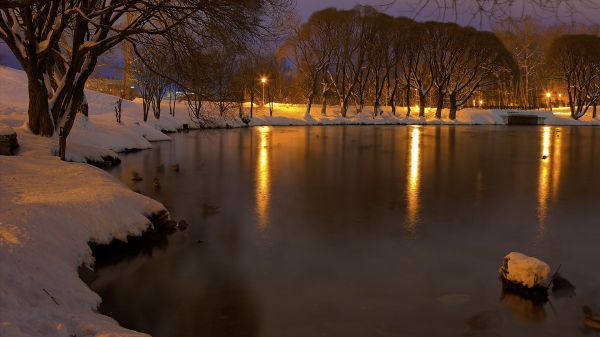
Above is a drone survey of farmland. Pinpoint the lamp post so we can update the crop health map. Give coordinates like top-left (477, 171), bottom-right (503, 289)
top-left (261, 77), bottom-right (267, 107)
top-left (546, 92), bottom-right (552, 111)
top-left (558, 93), bottom-right (562, 107)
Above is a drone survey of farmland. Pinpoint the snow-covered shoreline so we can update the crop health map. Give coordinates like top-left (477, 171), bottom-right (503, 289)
top-left (0, 155), bottom-right (166, 337)
top-left (0, 66), bottom-right (174, 337)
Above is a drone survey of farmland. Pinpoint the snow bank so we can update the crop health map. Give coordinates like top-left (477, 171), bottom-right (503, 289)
top-left (0, 155), bottom-right (166, 337)
top-left (0, 66), bottom-right (183, 164)
top-left (500, 252), bottom-right (551, 289)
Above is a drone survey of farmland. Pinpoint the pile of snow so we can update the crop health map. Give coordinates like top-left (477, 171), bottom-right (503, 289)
top-left (500, 252), bottom-right (551, 289)
top-left (0, 155), bottom-right (165, 337)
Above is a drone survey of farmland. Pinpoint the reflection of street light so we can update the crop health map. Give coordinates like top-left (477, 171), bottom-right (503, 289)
top-left (261, 77), bottom-right (267, 107)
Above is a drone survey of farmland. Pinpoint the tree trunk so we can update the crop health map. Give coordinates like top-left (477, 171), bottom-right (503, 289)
top-left (321, 96), bottom-right (327, 116)
top-left (26, 69), bottom-right (53, 136)
top-left (449, 93), bottom-right (458, 120)
top-left (306, 92), bottom-right (315, 117)
top-left (340, 99), bottom-right (347, 118)
top-left (373, 98), bottom-right (380, 117)
top-left (405, 85), bottom-right (411, 118)
top-left (419, 93), bottom-right (426, 118)
top-left (250, 90), bottom-right (255, 119)
top-left (435, 90), bottom-right (444, 119)
top-left (79, 94), bottom-right (89, 117)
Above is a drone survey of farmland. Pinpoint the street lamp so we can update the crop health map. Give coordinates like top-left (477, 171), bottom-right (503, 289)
top-left (261, 77), bottom-right (267, 107)
top-left (546, 92), bottom-right (552, 111)
top-left (558, 93), bottom-right (562, 108)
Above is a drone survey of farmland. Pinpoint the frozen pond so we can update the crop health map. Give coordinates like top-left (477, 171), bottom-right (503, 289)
top-left (90, 125), bottom-right (600, 337)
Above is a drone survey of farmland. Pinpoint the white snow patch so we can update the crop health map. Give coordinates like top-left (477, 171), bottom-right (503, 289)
top-left (500, 252), bottom-right (551, 288)
top-left (0, 155), bottom-right (164, 337)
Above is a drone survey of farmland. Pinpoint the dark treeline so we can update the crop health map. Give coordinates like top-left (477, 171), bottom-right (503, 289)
top-left (138, 6), bottom-right (600, 123)
top-left (279, 6), bottom-right (516, 120)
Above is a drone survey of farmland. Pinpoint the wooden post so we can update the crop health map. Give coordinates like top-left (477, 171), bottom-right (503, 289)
top-left (59, 127), bottom-right (66, 161)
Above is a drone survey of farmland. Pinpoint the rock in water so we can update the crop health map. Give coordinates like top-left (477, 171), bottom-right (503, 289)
top-left (500, 252), bottom-right (550, 299)
top-left (500, 252), bottom-right (550, 288)
top-left (177, 220), bottom-right (189, 230)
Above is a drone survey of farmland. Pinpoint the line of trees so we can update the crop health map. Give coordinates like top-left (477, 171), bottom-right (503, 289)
top-left (0, 0), bottom-right (291, 141)
top-left (279, 6), bottom-right (516, 120)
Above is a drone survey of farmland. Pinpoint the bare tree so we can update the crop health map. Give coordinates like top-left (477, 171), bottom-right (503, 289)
top-left (0, 0), bottom-right (291, 144)
top-left (447, 30), bottom-right (513, 119)
top-left (280, 9), bottom-right (338, 117)
top-left (547, 34), bottom-right (600, 119)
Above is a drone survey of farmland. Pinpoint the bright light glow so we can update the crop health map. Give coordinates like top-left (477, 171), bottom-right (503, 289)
top-left (256, 126), bottom-right (271, 230)
top-left (537, 127), bottom-right (551, 236)
top-left (546, 92), bottom-right (551, 98)
top-left (261, 77), bottom-right (267, 84)
top-left (558, 93), bottom-right (562, 98)
top-left (130, 86), bottom-right (135, 89)
top-left (406, 126), bottom-right (421, 235)
top-left (479, 100), bottom-right (483, 105)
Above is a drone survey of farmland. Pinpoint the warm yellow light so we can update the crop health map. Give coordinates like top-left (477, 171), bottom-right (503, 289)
top-left (538, 127), bottom-right (551, 234)
top-left (479, 100), bottom-right (483, 105)
top-left (261, 77), bottom-right (267, 84)
top-left (558, 93), bottom-right (562, 98)
top-left (546, 92), bottom-right (551, 98)
top-left (406, 126), bottom-right (421, 235)
top-left (256, 126), bottom-right (271, 230)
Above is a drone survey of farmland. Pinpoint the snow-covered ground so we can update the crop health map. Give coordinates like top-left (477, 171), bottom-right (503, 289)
top-left (0, 66), bottom-right (171, 336)
top-left (0, 155), bottom-right (166, 337)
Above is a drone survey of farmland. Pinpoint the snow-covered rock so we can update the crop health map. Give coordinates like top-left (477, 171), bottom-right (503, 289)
top-left (500, 252), bottom-right (551, 289)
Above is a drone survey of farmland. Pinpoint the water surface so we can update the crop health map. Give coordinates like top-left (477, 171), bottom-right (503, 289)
top-left (93, 125), bottom-right (600, 337)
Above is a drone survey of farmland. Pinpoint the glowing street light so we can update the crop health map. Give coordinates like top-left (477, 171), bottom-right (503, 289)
top-left (546, 92), bottom-right (552, 111)
top-left (261, 77), bottom-right (267, 107)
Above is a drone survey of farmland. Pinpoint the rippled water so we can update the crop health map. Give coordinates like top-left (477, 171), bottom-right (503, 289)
top-left (91, 125), bottom-right (600, 337)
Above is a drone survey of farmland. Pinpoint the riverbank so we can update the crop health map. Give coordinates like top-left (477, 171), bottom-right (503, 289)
top-left (0, 67), bottom-right (172, 336)
top-left (3, 65), bottom-right (600, 165)
top-left (0, 155), bottom-right (166, 337)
